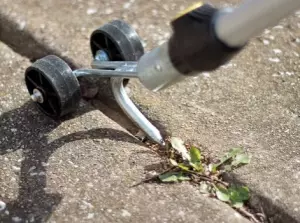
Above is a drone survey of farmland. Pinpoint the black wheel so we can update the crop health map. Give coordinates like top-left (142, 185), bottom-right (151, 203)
top-left (25, 55), bottom-right (81, 118)
top-left (90, 20), bottom-right (144, 84)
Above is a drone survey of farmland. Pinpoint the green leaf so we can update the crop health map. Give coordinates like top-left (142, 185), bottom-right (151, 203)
top-left (169, 159), bottom-right (178, 166)
top-left (158, 172), bottom-right (190, 183)
top-left (217, 148), bottom-right (242, 166)
top-left (217, 148), bottom-right (247, 169)
top-left (159, 172), bottom-right (180, 182)
top-left (216, 186), bottom-right (230, 202)
top-left (209, 164), bottom-right (218, 173)
top-left (216, 190), bottom-right (230, 202)
top-left (228, 186), bottom-right (250, 203)
top-left (232, 154), bottom-right (251, 166)
top-left (190, 147), bottom-right (201, 163)
top-left (228, 148), bottom-right (243, 157)
top-left (189, 147), bottom-right (203, 172)
top-left (178, 163), bottom-right (190, 171)
top-left (232, 201), bottom-right (244, 208)
top-left (177, 174), bottom-right (191, 181)
top-left (190, 162), bottom-right (203, 172)
top-left (170, 137), bottom-right (191, 161)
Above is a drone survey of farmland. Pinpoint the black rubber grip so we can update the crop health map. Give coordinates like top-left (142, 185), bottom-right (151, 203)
top-left (168, 4), bottom-right (243, 75)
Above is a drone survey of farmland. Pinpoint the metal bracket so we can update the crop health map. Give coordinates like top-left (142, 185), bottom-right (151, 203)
top-left (73, 59), bottom-right (165, 145)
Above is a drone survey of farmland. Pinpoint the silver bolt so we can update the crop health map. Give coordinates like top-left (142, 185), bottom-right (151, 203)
top-left (95, 50), bottom-right (110, 61)
top-left (155, 64), bottom-right (162, 72)
top-left (31, 89), bottom-right (44, 103)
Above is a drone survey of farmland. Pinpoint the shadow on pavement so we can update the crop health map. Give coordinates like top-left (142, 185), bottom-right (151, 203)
top-left (0, 12), bottom-right (169, 141)
top-left (0, 101), bottom-right (140, 222)
top-left (0, 13), bottom-right (79, 69)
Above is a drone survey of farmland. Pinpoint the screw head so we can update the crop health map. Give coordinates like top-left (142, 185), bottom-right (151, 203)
top-left (31, 89), bottom-right (44, 103)
top-left (155, 64), bottom-right (162, 72)
top-left (95, 50), bottom-right (110, 61)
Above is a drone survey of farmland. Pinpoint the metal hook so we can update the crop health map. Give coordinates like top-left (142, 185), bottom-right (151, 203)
top-left (73, 54), bottom-right (165, 145)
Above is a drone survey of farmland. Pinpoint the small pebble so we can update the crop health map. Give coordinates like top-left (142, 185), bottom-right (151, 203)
top-left (0, 200), bottom-right (6, 211)
top-left (202, 72), bottom-right (210, 78)
top-left (273, 49), bottom-right (282, 54)
top-left (18, 21), bottom-right (26, 30)
top-left (12, 217), bottom-right (22, 222)
top-left (82, 200), bottom-right (94, 209)
top-left (222, 63), bottom-right (236, 68)
top-left (123, 2), bottom-right (131, 9)
top-left (86, 8), bottom-right (97, 15)
top-left (12, 166), bottom-right (20, 173)
top-left (268, 35), bottom-right (275, 40)
top-left (28, 166), bottom-right (36, 172)
top-left (273, 25), bottom-right (283, 29)
top-left (105, 8), bottom-right (113, 14)
top-left (87, 213), bottom-right (95, 219)
top-left (121, 209), bottom-right (131, 217)
top-left (152, 9), bottom-right (158, 16)
top-left (142, 40), bottom-right (147, 48)
top-left (263, 39), bottom-right (270, 45)
top-left (269, 58), bottom-right (280, 63)
top-left (17, 158), bottom-right (25, 163)
top-left (86, 183), bottom-right (93, 187)
top-left (41, 162), bottom-right (49, 167)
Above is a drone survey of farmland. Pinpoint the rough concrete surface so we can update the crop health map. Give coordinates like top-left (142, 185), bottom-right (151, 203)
top-left (0, 0), bottom-right (300, 222)
top-left (0, 40), bottom-right (249, 222)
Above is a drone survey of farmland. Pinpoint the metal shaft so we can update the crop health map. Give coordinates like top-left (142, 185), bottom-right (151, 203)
top-left (215, 0), bottom-right (300, 47)
top-left (73, 68), bottom-right (138, 78)
top-left (92, 60), bottom-right (137, 69)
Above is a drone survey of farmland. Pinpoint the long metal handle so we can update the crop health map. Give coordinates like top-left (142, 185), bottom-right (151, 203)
top-left (215, 0), bottom-right (300, 47)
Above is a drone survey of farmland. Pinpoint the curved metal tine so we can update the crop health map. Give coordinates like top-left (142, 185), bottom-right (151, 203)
top-left (110, 76), bottom-right (165, 145)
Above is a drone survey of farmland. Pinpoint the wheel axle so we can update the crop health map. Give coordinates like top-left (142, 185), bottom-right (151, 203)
top-left (30, 89), bottom-right (44, 103)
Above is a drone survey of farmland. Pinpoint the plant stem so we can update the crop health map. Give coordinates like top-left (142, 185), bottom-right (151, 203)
top-left (237, 208), bottom-right (261, 223)
top-left (183, 169), bottom-right (229, 187)
top-left (131, 167), bottom-right (175, 187)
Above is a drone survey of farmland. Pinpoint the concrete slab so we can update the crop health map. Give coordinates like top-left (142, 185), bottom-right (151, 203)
top-left (0, 0), bottom-right (300, 222)
top-left (0, 42), bottom-right (249, 222)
